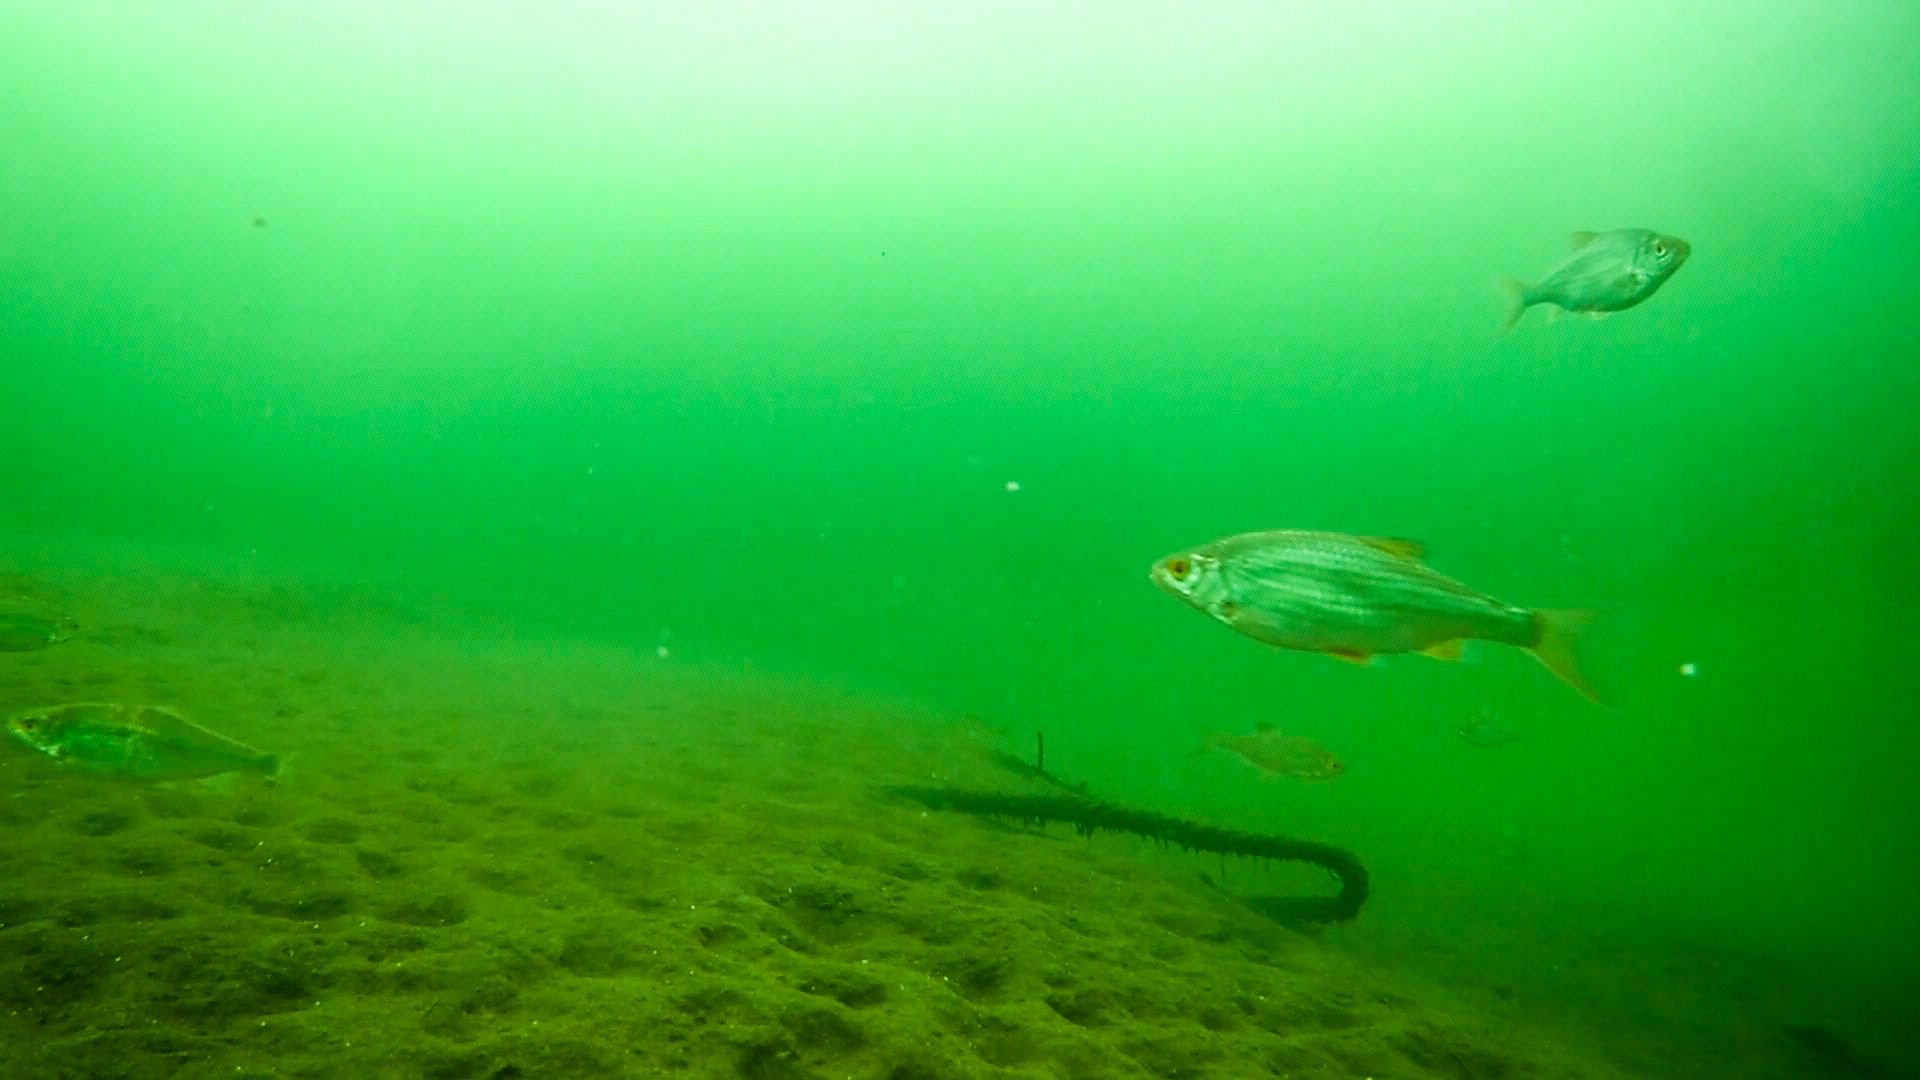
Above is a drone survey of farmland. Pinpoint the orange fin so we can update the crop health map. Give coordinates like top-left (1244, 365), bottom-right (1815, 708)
top-left (1569, 230), bottom-right (1598, 249)
top-left (1529, 609), bottom-right (1600, 703)
top-left (1326, 649), bottom-right (1373, 665)
top-left (1357, 536), bottom-right (1426, 562)
top-left (1419, 639), bottom-right (1466, 662)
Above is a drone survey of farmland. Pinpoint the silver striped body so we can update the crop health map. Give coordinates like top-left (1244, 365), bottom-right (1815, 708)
top-left (1151, 530), bottom-right (1535, 656)
top-left (1523, 228), bottom-right (1688, 315)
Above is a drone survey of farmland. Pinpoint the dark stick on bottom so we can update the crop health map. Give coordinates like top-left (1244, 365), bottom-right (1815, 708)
top-left (885, 786), bottom-right (1370, 924)
top-left (987, 731), bottom-right (1086, 796)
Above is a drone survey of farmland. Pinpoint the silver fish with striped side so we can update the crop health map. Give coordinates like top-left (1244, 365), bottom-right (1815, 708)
top-left (1148, 530), bottom-right (1598, 703)
top-left (1499, 228), bottom-right (1689, 333)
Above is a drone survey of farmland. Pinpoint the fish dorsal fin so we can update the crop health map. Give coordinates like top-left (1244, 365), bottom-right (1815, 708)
top-left (1569, 230), bottom-right (1598, 249)
top-left (130, 705), bottom-right (204, 738)
top-left (1253, 720), bottom-right (1277, 733)
top-left (1358, 536), bottom-right (1426, 562)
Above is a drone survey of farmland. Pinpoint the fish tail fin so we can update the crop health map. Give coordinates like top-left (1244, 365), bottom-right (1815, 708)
top-left (1527, 609), bottom-right (1600, 703)
top-left (1497, 277), bottom-right (1530, 334)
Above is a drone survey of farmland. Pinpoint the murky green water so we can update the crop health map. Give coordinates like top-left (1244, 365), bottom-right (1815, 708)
top-left (5, 3), bottom-right (1916, 1074)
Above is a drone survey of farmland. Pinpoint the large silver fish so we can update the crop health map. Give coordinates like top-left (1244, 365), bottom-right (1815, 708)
top-left (7, 703), bottom-right (281, 781)
top-left (1500, 228), bottom-right (1689, 332)
top-left (1148, 530), bottom-right (1598, 702)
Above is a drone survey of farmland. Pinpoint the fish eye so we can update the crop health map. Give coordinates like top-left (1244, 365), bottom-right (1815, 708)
top-left (1653, 241), bottom-right (1668, 257)
top-left (1166, 556), bottom-right (1191, 580)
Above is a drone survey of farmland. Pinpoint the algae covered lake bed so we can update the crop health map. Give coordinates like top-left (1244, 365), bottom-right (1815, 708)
top-left (4, 3), bottom-right (1915, 1075)
top-left (0, 557), bottom-right (1866, 1079)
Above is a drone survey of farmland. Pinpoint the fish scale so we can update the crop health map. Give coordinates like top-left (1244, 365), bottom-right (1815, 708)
top-left (1219, 533), bottom-right (1533, 647)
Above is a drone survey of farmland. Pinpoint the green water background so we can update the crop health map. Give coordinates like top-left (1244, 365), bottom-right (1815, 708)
top-left (5, 0), bottom-right (1917, 1052)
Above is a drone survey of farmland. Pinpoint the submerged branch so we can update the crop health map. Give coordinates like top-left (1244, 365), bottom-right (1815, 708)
top-left (885, 785), bottom-right (1370, 924)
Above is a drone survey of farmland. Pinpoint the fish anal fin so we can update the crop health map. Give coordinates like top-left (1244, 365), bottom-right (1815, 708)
top-left (1570, 230), bottom-right (1598, 249)
top-left (1326, 648), bottom-right (1373, 665)
top-left (1358, 536), bottom-right (1426, 562)
top-left (1419, 639), bottom-right (1466, 662)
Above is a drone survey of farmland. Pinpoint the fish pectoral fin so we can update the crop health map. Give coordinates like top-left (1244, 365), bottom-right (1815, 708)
top-left (1325, 649), bottom-right (1373, 665)
top-left (1569, 230), bottom-right (1598, 249)
top-left (1419, 639), bottom-right (1467, 661)
top-left (1357, 536), bottom-right (1426, 562)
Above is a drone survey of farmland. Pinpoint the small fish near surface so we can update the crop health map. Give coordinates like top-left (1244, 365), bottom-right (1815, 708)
top-left (6, 703), bottom-right (281, 781)
top-left (0, 612), bottom-right (79, 652)
top-left (1149, 530), bottom-right (1600, 703)
top-left (1499, 228), bottom-right (1689, 333)
top-left (1207, 724), bottom-right (1345, 781)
